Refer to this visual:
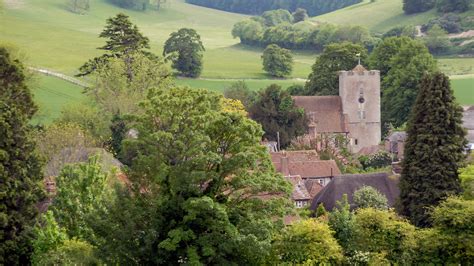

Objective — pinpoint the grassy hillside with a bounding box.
[0,0,312,78]
[313,0,473,33]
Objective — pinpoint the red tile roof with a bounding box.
[274,160,341,178]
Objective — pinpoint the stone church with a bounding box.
[293,64,381,153]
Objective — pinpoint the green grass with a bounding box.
[313,0,473,33]
[451,76,474,106]
[31,75,85,124]
[176,78,305,92]
[438,58,474,76]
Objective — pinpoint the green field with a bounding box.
[31,75,85,124]
[313,0,474,33]
[451,77,474,106]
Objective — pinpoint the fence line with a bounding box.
[29,67,90,88]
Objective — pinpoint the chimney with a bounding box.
[281,155,290,176]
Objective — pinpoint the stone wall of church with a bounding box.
[339,68,381,153]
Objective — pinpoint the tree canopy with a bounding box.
[163,28,205,77]
[305,42,367,95]
[403,0,435,14]
[399,72,467,227]
[261,44,293,77]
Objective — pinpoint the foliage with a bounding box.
[328,195,354,251]
[87,52,171,115]
[50,156,112,240]
[34,122,97,163]
[261,9,293,27]
[272,219,343,264]
[0,47,44,264]
[383,25,417,39]
[261,44,293,77]
[315,203,328,218]
[36,239,101,265]
[31,211,68,265]
[436,0,472,13]
[403,0,436,14]
[163,28,205,77]
[77,13,152,77]
[57,102,111,141]
[186,0,362,16]
[414,197,474,264]
[292,8,308,23]
[109,114,127,157]
[305,42,367,96]
[460,164,474,200]
[101,86,292,264]
[220,98,247,116]
[109,0,150,10]
[286,84,305,95]
[358,151,392,170]
[421,13,463,33]
[353,186,388,210]
[67,0,89,14]
[399,72,467,227]
[374,37,437,128]
[351,208,417,264]
[232,17,373,51]
[424,24,451,54]
[249,84,308,149]
[223,81,257,110]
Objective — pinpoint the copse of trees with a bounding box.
[232,14,374,51]
[163,28,205,77]
[436,0,472,13]
[109,0,165,11]
[185,0,361,16]
[262,44,293,77]
[399,72,467,227]
[0,47,44,264]
[403,0,436,14]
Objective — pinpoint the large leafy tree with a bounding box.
[261,44,293,78]
[305,42,367,96]
[77,13,151,78]
[399,72,467,227]
[249,84,308,149]
[97,87,291,264]
[163,28,205,77]
[370,37,437,129]
[403,0,435,14]
[0,47,44,264]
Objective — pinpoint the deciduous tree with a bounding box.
[353,186,388,210]
[163,28,205,77]
[305,42,367,95]
[399,72,467,227]
[261,44,293,77]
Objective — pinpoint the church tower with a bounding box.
[339,65,381,153]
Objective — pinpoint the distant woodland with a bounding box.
[185,0,362,16]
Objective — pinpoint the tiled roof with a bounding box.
[292,96,348,133]
[270,150,319,163]
[357,145,382,155]
[310,172,399,211]
[287,175,311,201]
[304,179,323,199]
[274,160,341,178]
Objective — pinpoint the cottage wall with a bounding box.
[339,68,381,153]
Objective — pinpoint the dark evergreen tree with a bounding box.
[77,13,151,77]
[292,8,308,23]
[163,28,205,77]
[403,0,436,14]
[109,113,127,157]
[0,47,44,264]
[249,84,308,148]
[436,0,472,13]
[399,72,467,227]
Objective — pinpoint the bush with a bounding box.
[36,239,101,265]
[272,219,343,264]
[353,186,388,210]
[358,151,392,170]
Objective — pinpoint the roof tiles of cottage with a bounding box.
[287,175,312,201]
[292,96,348,133]
[270,150,319,163]
[304,179,324,198]
[273,160,341,179]
[310,172,399,211]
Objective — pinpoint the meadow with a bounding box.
[1,0,472,124]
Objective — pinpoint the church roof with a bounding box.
[292,96,348,133]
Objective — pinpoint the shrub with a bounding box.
[359,151,392,170]
[353,186,388,210]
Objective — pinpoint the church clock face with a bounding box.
[358,96,365,104]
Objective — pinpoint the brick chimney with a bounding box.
[281,154,290,176]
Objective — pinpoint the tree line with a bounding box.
[403,0,472,14]
[185,0,361,16]
[232,9,374,51]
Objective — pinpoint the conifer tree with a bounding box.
[399,72,467,227]
[0,47,44,264]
